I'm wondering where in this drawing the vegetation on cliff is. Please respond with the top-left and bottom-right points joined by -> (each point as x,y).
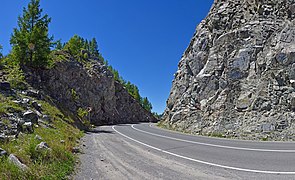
57,34 -> 154,113
0,61 -> 83,179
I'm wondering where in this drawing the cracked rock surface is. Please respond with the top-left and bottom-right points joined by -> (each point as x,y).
163,0 -> 295,141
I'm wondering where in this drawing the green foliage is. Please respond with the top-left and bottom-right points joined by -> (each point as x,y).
107,65 -> 123,83
63,35 -> 101,62
83,52 -> 89,60
261,137 -> 268,141
141,97 -> 152,112
210,132 -> 225,138
125,81 -> 141,101
10,0 -> 53,68
77,107 -> 91,128
71,88 -> 79,101
89,38 -> 99,57
5,63 -> 28,90
77,107 -> 88,119
152,112 -> 162,120
55,39 -> 64,50
0,44 -> 3,58
64,35 -> 84,57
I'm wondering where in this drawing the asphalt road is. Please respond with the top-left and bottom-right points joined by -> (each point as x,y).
74,123 -> 295,180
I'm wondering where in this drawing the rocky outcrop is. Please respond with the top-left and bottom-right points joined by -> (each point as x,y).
28,51 -> 156,126
163,0 -> 295,140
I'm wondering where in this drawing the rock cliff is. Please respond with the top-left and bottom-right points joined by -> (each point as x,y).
27,51 -> 156,126
163,0 -> 295,140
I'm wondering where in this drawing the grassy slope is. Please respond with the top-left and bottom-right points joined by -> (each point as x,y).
0,61 -> 83,180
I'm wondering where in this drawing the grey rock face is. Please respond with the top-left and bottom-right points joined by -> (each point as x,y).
28,52 -> 156,126
163,0 -> 295,141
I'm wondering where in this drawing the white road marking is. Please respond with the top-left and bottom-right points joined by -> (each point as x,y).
132,125 -> 295,153
112,126 -> 295,175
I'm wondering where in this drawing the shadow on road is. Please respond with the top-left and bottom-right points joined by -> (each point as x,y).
84,129 -> 114,134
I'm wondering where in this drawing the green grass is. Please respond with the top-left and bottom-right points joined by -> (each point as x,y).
261,137 -> 268,141
0,95 -> 83,179
0,94 -> 24,115
0,112 -> 83,179
0,157 -> 31,180
210,132 -> 226,138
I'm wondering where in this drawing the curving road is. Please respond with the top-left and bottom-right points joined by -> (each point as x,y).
74,123 -> 295,180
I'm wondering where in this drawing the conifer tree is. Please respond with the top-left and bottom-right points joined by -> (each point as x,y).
141,97 -> 152,112
0,44 -> 2,58
10,0 -> 53,68
64,35 -> 84,56
89,38 -> 99,57
55,40 -> 64,50
84,39 -> 90,51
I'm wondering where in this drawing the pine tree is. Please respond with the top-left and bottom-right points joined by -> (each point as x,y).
64,35 -> 84,56
89,38 -> 99,57
141,97 -> 152,112
10,0 -> 53,68
55,40 -> 64,50
132,86 -> 141,102
84,39 -> 90,51
0,44 -> 3,58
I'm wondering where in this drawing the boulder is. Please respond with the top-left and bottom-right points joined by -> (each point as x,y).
32,101 -> 42,111
42,115 -> 51,123
22,122 -> 34,133
261,123 -> 275,133
8,154 -> 28,171
236,92 -> 253,110
72,147 -> 80,153
22,98 -> 30,105
0,148 -> 7,156
261,102 -> 272,111
0,134 -> 8,142
34,135 -> 42,141
23,110 -> 38,124
35,142 -> 51,151
26,89 -> 41,99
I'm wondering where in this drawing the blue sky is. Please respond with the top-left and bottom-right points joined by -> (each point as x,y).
1,0 -> 214,113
